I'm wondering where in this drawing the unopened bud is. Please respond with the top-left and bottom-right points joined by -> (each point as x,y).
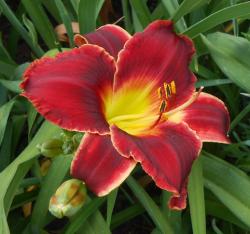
72,133 -> 83,148
49,179 -> 87,218
37,139 -> 63,158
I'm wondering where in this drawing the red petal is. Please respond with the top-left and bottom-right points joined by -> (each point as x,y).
182,92 -> 230,143
74,24 -> 131,59
111,122 -> 202,210
114,20 -> 196,109
20,45 -> 115,134
71,134 -> 136,196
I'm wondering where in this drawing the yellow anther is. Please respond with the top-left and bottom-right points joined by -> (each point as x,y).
163,82 -> 171,98
157,87 -> 164,99
170,81 -> 176,94
159,100 -> 167,113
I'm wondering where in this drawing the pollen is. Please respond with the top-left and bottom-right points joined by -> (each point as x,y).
157,81 -> 176,113
157,87 -> 164,99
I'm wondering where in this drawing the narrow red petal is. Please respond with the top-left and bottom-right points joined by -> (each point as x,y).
182,92 -> 230,143
111,122 -> 202,209
114,20 -> 196,109
20,45 -> 115,134
71,133 -> 136,196
74,24 -> 131,59
168,180 -> 188,210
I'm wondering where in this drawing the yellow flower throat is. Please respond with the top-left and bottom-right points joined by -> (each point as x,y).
104,81 -> 177,136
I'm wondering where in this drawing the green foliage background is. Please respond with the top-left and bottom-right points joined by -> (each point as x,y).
0,0 -> 250,233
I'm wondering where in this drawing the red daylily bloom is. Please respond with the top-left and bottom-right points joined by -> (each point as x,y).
20,20 -> 230,210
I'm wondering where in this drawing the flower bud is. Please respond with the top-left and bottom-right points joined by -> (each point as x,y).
49,179 -> 87,218
72,133 -> 83,148
37,139 -> 63,158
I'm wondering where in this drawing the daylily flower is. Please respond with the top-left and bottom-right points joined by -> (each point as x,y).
20,20 -> 230,210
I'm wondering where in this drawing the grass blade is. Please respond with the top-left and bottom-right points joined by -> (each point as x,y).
0,34 -> 15,64
22,0 -> 58,49
41,0 -> 61,22
122,0 -> 133,33
79,211 -> 111,234
172,0 -> 209,22
0,99 -> 15,146
0,61 -> 16,77
202,152 -> 250,228
129,0 -> 151,28
188,158 -> 206,234
0,122 -> 61,234
106,189 -> 118,227
161,0 -> 187,32
195,79 -> 232,88
230,102 -> 250,131
0,0 -> 44,57
64,197 -> 106,234
126,176 -> 174,234
0,80 -> 20,93
78,0 -> 104,34
31,155 -> 72,228
201,32 -> 250,93
111,204 -> 144,229
55,0 -> 74,48
183,2 -> 250,38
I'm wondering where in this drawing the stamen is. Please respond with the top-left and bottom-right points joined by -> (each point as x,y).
164,82 -> 172,98
157,87 -> 164,99
150,80 -> 177,129
159,100 -> 167,113
165,87 -> 204,117
170,81 -> 176,94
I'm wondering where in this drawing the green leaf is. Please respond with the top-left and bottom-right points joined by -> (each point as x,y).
78,0 -> 104,34
0,61 -> 16,77
126,176 -> 174,234
0,99 -> 15,146
206,200 -> 250,231
161,191 -> 182,233
0,121 -> 13,171
0,0 -> 44,57
41,0 -> 61,22
30,155 -> 72,228
230,102 -> 250,131
27,104 -> 38,138
78,211 -> 111,234
11,62 -> 30,81
202,152 -> 250,228
121,0 -> 133,33
131,7 -> 143,32
64,197 -> 106,234
11,115 -> 26,153
172,0 -> 209,23
0,33 -> 15,64
161,0 -> 187,32
195,79 -> 232,88
184,2 -> 250,38
188,158 -> 206,234
22,14 -> 38,45
111,203 -> 144,229
22,0 -> 58,49
0,121 -> 61,234
201,32 -> 250,93
0,80 -> 20,93
55,0 -> 74,48
129,0 -> 151,28
106,189 -> 118,227
70,0 -> 80,14
151,2 -> 167,21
